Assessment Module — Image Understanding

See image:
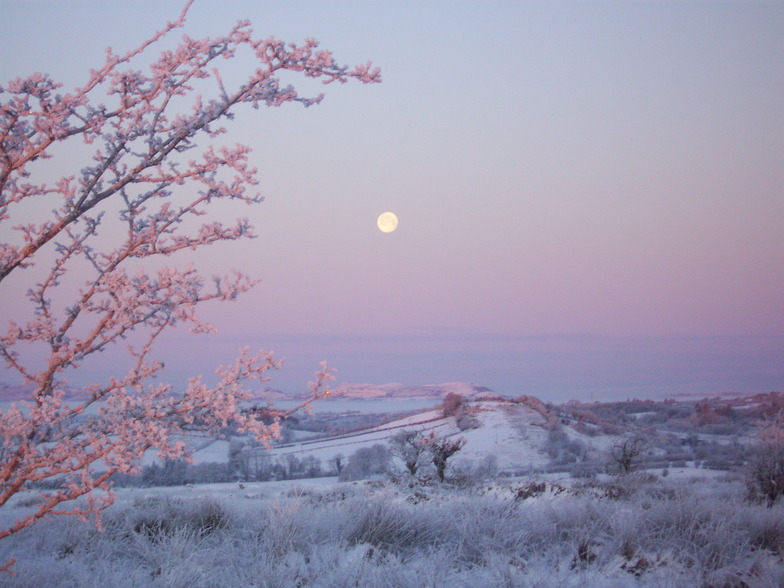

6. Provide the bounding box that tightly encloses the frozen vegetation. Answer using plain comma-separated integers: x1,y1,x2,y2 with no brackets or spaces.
0,390,783,586
1,474,783,587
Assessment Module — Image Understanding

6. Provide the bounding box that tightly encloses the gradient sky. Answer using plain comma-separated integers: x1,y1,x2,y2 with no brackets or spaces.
1,1,782,401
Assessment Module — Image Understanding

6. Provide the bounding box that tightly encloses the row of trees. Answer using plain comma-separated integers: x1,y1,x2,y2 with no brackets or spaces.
118,451,338,487
119,429,470,486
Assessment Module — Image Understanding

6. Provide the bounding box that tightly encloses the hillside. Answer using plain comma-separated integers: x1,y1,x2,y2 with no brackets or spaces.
158,388,784,481
168,391,782,483
261,400,553,473
11,385,779,484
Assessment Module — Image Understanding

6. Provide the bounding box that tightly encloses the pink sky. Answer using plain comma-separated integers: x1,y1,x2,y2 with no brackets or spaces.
1,1,782,400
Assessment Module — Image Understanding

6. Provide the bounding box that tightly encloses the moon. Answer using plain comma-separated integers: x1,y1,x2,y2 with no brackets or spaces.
377,212,398,233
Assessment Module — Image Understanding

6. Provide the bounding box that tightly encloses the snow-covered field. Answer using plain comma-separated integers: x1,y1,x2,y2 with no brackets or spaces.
1,393,782,587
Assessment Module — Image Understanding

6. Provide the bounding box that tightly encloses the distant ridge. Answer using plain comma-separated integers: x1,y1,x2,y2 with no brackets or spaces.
0,382,85,401
328,381,500,401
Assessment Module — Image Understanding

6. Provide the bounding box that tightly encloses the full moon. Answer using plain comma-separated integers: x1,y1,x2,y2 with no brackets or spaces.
377,212,398,233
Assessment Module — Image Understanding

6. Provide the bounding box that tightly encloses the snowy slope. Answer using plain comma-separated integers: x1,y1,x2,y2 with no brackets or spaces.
452,401,551,470
230,400,554,472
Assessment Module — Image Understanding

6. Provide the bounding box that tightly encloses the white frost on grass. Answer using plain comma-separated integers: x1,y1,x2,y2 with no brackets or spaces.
2,474,783,587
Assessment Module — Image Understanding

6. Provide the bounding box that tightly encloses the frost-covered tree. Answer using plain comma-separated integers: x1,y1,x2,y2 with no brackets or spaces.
389,429,428,476
301,455,322,478
283,454,302,480
426,434,466,482
0,0,379,559
339,444,390,481
329,453,345,476
228,439,253,481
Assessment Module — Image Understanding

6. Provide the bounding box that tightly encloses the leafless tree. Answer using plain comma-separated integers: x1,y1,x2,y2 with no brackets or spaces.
426,434,466,482
611,435,649,474
329,454,345,476
389,429,428,476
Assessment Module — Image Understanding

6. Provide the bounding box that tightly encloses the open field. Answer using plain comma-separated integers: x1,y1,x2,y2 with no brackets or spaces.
0,391,782,586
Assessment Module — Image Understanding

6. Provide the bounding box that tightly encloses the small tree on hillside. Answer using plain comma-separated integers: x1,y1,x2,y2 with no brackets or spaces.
329,454,345,476
389,429,428,476
440,392,465,418
610,435,649,474
426,433,466,482
0,0,379,558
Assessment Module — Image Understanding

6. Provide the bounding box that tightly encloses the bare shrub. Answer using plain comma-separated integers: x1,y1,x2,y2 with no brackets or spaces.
611,435,650,474
514,481,547,501
125,497,231,542
450,456,498,487
455,411,481,431
329,454,346,476
746,412,784,506
347,499,436,554
546,429,588,465
439,393,465,418
425,434,466,482
744,504,784,557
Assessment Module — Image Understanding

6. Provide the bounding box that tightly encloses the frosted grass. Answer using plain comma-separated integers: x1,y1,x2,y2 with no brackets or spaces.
1,475,783,587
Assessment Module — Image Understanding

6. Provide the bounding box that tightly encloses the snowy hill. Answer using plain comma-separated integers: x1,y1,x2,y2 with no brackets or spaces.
189,399,556,473
139,390,783,478
454,401,551,470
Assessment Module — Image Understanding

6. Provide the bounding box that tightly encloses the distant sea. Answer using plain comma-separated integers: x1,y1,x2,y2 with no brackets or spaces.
2,334,781,405
260,333,782,404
